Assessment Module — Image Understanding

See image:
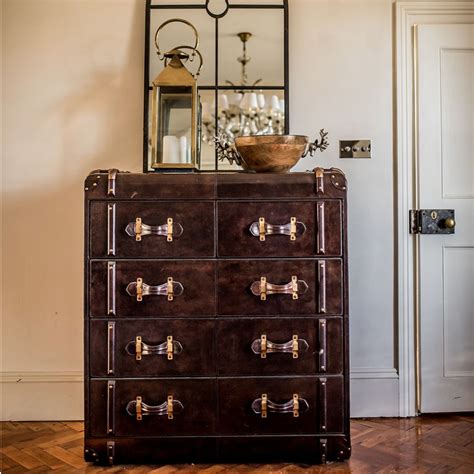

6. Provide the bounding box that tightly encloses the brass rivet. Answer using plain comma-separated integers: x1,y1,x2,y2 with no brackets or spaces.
93,182,98,187
84,187,89,191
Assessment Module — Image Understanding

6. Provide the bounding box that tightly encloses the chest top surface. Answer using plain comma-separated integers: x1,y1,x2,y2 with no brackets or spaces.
84,169,347,201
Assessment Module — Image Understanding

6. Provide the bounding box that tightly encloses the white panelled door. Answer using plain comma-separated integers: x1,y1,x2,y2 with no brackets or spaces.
418,24,474,413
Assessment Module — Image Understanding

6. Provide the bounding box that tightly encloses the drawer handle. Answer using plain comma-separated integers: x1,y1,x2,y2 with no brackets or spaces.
126,335,183,361
252,334,309,359
126,395,183,420
126,277,184,302
125,217,183,242
249,217,306,241
251,276,308,301
252,393,309,418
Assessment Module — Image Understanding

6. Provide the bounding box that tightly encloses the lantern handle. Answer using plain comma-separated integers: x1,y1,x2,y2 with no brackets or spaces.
164,46,203,78
155,18,200,61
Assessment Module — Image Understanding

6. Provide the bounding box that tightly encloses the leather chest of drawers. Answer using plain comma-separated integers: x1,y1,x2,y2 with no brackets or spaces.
84,169,350,465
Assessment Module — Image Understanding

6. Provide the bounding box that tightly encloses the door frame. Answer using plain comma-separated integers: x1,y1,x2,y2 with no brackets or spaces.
396,1,474,416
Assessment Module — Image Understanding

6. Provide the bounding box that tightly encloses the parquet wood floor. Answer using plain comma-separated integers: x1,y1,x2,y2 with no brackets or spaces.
1,416,473,473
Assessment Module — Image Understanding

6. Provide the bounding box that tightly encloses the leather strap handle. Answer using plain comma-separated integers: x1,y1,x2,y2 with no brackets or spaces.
126,218,183,242
251,394,309,418
126,335,183,361
251,276,308,301
251,335,309,359
249,217,306,241
126,395,183,420
126,277,184,302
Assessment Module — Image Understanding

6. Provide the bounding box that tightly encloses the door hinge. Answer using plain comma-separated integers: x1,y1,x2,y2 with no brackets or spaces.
409,209,455,234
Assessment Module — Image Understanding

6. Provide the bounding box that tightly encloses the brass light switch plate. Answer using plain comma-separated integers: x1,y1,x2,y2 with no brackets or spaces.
340,140,371,158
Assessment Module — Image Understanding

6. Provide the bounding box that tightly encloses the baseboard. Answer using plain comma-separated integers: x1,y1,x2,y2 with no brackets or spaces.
1,369,400,420
350,367,400,417
1,371,83,421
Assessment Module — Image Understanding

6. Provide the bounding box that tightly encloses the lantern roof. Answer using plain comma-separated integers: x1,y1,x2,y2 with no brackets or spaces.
153,52,196,87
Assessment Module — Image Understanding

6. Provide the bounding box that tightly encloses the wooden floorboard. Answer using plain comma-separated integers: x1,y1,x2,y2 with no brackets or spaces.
1,416,473,473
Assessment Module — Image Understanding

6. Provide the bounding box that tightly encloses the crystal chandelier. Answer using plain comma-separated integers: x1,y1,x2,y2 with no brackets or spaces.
201,32,285,143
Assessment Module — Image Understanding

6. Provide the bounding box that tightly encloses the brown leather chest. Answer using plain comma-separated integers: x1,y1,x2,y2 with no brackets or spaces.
84,169,350,465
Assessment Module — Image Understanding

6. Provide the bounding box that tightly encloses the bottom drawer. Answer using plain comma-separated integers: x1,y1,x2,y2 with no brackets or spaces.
218,376,344,435
89,379,215,437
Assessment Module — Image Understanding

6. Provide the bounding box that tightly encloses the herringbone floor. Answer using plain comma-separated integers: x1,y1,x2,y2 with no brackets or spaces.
1,416,473,473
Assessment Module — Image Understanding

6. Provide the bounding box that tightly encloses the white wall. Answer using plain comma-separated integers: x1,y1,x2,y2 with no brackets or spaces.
2,0,399,419
291,0,398,416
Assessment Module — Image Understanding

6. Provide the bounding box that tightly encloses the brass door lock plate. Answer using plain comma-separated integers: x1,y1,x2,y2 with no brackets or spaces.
410,209,455,234
340,140,371,158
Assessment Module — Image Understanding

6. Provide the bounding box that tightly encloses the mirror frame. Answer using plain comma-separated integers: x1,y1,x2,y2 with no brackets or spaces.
143,0,289,172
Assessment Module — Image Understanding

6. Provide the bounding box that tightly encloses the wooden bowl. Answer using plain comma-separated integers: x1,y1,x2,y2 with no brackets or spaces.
234,135,309,173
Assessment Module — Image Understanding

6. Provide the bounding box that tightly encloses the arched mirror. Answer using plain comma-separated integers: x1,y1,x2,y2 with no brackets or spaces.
144,0,289,172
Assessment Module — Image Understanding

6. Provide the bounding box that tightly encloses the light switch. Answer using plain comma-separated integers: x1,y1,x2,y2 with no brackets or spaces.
340,140,371,158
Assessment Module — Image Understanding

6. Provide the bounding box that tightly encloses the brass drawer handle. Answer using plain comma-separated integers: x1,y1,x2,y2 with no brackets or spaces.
251,393,309,418
251,334,309,359
126,335,183,361
249,217,306,241
251,276,308,301
126,277,184,302
126,217,183,242
126,395,183,420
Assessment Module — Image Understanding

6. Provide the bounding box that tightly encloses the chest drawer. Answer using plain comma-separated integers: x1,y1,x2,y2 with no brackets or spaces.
218,201,342,257
217,259,343,316
90,319,215,377
217,318,342,376
90,201,215,258
90,260,215,317
90,379,216,437
218,376,344,435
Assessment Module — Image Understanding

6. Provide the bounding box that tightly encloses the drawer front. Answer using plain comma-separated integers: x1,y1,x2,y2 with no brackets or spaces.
90,260,215,317
90,201,214,258
218,377,344,435
218,201,342,257
217,318,342,376
90,379,216,437
217,260,343,316
90,320,215,377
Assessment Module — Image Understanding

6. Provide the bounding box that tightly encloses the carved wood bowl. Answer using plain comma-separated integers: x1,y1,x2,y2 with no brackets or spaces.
234,135,310,173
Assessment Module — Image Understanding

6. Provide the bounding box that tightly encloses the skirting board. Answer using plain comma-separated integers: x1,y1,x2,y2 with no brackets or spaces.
1,372,84,421
1,369,400,420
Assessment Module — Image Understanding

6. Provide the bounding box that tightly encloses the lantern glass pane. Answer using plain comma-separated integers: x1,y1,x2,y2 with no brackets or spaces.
156,86,193,165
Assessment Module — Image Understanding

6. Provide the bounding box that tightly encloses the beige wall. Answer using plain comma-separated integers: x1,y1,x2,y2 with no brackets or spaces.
2,0,145,420
2,0,402,419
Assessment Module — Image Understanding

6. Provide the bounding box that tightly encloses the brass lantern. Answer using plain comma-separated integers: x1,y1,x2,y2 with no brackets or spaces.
151,20,203,171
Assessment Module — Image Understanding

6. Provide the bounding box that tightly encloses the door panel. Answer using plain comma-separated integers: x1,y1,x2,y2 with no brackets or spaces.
418,24,474,412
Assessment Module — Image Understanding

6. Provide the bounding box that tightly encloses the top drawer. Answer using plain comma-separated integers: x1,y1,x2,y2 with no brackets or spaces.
89,201,214,258
218,201,342,257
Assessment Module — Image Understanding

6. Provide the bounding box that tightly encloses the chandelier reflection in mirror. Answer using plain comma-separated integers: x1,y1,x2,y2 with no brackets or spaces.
201,31,285,144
